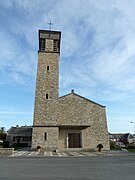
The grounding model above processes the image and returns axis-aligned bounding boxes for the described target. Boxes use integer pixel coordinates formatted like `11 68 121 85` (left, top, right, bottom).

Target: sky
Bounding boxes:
0 0 135 133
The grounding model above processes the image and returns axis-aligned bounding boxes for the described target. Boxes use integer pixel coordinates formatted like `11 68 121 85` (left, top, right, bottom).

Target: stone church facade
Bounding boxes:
32 29 110 151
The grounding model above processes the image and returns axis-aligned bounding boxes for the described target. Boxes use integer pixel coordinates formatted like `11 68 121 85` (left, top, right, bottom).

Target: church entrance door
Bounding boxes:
68 133 81 148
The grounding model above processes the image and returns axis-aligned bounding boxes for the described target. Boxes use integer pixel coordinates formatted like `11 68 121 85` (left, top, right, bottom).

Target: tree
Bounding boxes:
0 127 6 141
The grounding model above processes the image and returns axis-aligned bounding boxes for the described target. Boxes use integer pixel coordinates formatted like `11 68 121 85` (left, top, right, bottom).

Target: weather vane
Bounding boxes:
48 20 54 31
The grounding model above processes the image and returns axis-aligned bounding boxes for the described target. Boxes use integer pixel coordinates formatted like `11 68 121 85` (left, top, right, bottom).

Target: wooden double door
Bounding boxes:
68 133 81 148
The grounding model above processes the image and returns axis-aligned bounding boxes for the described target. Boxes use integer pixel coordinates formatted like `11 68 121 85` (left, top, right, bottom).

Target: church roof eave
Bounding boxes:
59 91 106 108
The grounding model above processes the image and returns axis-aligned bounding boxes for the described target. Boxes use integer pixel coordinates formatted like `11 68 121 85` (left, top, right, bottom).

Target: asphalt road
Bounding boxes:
0 155 135 180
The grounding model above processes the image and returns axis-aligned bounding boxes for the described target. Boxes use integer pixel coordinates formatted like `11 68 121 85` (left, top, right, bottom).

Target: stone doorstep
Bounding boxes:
56 148 96 153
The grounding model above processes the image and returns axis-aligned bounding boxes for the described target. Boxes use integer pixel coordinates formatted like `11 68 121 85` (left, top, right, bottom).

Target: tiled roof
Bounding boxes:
109 133 135 140
7 126 32 136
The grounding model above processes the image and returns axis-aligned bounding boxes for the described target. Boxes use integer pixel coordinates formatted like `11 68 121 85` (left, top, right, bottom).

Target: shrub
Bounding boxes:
110 141 121 150
3 141 9 148
0 142 3 148
37 145 41 149
97 144 103 152
128 145 135 149
13 143 28 150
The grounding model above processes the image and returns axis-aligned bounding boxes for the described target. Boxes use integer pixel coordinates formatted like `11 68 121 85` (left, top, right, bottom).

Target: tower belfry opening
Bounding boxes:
39 30 61 53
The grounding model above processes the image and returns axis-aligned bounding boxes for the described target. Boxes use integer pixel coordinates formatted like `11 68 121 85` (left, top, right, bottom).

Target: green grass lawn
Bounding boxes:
0 142 3 148
110 147 122 151
127 148 135 152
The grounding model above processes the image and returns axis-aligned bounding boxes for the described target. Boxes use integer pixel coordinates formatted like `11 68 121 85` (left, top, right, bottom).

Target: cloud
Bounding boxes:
1 0 135 95
90 36 135 91
57 1 135 95
0 26 37 86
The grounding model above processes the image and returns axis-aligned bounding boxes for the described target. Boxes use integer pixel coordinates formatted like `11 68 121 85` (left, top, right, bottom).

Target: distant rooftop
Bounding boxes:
7 126 32 136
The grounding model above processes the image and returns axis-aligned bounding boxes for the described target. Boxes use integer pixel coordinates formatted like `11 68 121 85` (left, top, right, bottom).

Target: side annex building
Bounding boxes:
32 29 110 151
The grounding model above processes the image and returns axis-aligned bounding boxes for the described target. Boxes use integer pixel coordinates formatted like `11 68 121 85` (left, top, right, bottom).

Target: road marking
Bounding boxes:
28 151 39 156
12 150 130 157
44 151 53 156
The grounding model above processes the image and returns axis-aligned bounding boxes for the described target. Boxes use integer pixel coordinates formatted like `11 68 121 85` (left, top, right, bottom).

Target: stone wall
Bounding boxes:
33 52 59 126
32 92 110 151
57 93 110 150
0 148 14 156
32 127 59 151
58 93 103 125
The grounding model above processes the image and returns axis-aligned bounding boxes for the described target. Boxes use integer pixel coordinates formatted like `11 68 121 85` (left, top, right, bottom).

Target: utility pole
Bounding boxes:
131 121 135 133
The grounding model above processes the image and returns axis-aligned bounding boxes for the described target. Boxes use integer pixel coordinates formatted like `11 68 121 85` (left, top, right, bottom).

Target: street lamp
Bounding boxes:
130 121 135 133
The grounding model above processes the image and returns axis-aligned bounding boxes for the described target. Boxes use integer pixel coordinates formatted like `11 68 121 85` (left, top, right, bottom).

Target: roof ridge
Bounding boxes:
59 91 105 108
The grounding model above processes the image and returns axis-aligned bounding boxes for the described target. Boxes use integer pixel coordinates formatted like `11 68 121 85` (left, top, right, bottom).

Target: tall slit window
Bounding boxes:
44 132 47 141
46 94 48 99
47 66 49 71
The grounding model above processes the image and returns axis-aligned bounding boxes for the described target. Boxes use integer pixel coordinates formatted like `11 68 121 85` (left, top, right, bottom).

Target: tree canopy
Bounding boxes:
0 127 6 141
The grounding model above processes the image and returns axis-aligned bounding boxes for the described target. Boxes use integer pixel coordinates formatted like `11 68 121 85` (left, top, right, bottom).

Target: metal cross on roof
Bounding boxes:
48 20 54 30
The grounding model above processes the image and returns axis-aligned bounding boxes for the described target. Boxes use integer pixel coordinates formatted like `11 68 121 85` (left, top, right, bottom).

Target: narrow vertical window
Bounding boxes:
44 132 47 141
47 66 49 71
46 94 48 99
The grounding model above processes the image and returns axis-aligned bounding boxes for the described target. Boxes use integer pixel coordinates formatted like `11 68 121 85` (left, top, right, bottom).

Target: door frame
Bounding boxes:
67 132 82 148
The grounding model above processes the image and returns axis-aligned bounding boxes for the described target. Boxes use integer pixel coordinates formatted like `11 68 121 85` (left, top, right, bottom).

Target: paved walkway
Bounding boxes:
11 149 135 157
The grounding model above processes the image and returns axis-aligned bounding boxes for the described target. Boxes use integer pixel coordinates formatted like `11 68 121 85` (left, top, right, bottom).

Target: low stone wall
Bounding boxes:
0 148 14 156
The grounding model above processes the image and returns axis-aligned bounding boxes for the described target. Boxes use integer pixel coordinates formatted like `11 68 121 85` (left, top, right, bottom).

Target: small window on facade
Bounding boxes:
13 137 15 142
22 137 32 142
47 66 49 71
44 132 47 141
46 94 48 99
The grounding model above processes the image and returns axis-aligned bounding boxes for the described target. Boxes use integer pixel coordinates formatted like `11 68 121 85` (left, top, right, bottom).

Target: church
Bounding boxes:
32 29 110 151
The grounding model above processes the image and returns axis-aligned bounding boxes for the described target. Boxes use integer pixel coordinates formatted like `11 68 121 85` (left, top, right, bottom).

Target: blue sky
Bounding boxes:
0 0 135 133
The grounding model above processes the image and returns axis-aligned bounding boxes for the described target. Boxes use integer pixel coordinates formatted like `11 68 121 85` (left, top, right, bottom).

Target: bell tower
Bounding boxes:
32 30 61 150
33 30 61 126
38 30 61 101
